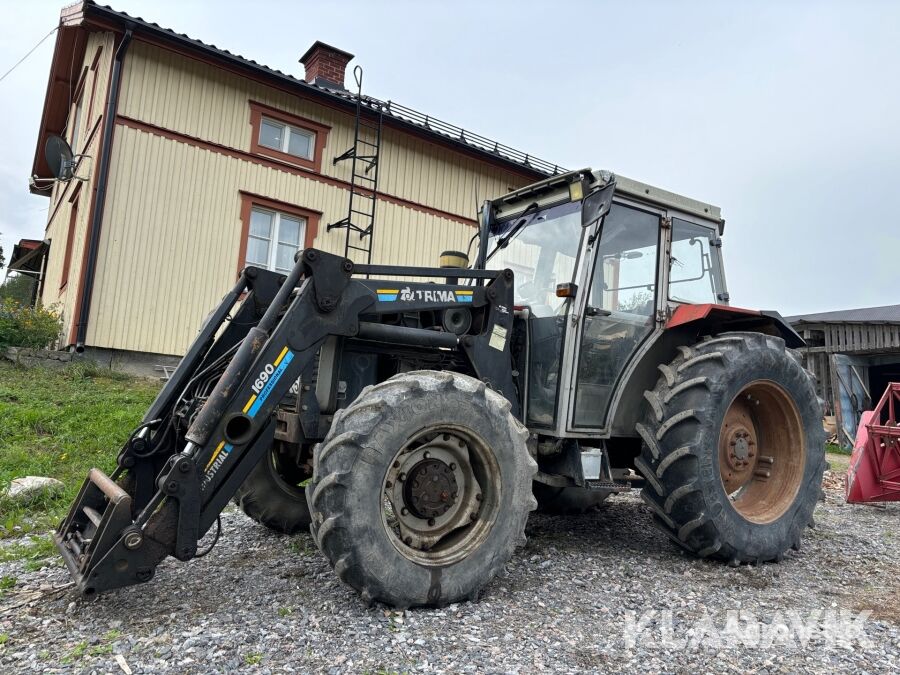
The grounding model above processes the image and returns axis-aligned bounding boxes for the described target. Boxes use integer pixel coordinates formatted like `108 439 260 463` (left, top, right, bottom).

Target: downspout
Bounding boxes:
74 27 132 351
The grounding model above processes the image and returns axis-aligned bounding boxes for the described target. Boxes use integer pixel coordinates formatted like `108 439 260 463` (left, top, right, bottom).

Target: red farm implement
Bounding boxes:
846 382 900 503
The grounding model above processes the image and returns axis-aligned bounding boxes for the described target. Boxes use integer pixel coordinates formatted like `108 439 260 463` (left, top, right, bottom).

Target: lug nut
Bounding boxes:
475 493 482 502
399 472 407 481
449 463 457 470
428 518 435 526
423 451 430 459
401 508 409 516
404 536 412 545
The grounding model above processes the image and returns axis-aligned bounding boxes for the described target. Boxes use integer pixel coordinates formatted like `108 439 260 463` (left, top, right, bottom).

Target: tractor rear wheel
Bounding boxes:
234 445 312 534
636 332 825 564
307 370 537 608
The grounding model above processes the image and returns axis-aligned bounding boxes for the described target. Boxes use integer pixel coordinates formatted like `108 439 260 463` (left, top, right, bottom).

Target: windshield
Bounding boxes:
485 201 582 317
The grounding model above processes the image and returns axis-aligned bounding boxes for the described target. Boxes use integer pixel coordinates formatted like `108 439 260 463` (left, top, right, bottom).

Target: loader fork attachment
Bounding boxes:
54 250 364 598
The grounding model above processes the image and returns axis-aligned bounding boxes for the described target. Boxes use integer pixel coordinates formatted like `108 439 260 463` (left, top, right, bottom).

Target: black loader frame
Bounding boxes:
55 249 517 597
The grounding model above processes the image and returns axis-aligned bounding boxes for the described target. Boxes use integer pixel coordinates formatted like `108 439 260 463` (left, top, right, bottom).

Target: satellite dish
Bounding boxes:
45 134 75 181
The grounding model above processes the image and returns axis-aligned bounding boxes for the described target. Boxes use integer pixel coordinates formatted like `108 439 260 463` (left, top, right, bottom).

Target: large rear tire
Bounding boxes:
234 445 312 535
636 332 825 564
307 371 537 608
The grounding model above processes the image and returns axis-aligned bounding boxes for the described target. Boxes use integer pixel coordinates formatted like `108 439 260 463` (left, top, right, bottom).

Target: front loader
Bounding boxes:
56 169 825 607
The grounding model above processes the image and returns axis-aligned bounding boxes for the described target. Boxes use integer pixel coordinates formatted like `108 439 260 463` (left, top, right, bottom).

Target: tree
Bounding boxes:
0 273 36 305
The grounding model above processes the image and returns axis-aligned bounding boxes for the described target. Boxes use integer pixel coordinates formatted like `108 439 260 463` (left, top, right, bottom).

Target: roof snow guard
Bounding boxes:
57 2 565 179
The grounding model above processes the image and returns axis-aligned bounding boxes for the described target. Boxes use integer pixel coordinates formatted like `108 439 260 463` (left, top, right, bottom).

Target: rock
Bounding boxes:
4 476 64 503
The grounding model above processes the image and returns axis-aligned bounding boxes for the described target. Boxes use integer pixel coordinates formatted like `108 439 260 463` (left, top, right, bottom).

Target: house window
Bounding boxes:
248 101 330 172
60 188 81 290
246 207 306 273
238 193 321 275
258 117 315 160
70 90 84 154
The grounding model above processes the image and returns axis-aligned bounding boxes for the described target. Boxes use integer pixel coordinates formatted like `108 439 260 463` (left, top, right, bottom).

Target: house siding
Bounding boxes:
40 31 116 344
87 124 483 355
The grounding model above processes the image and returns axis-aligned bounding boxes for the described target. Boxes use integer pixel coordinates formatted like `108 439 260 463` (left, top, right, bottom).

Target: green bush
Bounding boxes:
0 299 62 349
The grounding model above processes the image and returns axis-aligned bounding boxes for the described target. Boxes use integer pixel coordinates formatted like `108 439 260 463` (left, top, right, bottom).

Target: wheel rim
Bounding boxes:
381 426 501 566
718 380 805 524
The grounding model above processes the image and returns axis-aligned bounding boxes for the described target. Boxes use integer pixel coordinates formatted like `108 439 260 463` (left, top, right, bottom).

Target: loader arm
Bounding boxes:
55 249 516 598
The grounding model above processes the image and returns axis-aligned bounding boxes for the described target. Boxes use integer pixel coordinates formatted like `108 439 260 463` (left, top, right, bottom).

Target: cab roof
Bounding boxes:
490 168 724 232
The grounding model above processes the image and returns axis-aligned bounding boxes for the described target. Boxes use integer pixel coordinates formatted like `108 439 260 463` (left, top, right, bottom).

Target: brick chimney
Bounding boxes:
300 41 354 90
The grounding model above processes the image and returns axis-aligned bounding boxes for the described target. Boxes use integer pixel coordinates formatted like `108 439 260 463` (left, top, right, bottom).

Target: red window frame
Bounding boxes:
85 46 104 133
59 183 83 291
248 101 330 173
237 192 321 275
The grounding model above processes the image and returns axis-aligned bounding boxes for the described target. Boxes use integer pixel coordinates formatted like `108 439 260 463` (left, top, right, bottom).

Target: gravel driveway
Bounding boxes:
2 464 898 674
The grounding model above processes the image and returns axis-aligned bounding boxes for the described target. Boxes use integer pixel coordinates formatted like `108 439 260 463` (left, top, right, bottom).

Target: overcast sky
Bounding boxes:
1 1 898 315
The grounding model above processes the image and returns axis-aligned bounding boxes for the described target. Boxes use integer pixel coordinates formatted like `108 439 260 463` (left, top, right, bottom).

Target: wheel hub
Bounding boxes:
719 400 759 494
404 458 458 519
724 425 755 470
384 432 483 551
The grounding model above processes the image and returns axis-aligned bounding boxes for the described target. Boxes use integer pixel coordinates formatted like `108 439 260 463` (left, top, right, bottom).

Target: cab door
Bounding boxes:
568 202 663 429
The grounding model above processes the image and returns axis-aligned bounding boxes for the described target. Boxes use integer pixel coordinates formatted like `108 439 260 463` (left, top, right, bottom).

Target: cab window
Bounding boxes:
669 218 724 304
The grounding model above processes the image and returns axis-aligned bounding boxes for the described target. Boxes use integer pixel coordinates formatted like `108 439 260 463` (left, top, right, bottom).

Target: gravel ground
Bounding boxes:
1 464 898 674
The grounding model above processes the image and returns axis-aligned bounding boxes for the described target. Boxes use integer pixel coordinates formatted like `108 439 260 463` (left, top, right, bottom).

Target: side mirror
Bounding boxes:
45 134 75 181
581 182 615 228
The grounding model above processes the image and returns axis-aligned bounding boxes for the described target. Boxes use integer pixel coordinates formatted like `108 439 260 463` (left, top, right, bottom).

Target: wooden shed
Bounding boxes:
788 305 900 447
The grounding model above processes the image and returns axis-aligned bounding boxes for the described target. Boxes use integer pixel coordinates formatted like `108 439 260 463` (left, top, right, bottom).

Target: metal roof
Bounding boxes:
79 2 566 178
787 305 900 325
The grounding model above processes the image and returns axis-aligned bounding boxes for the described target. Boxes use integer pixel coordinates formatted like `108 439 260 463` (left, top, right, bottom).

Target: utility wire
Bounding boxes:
0 26 58 85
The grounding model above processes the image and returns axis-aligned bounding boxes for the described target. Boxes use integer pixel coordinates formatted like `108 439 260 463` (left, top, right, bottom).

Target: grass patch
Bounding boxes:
0 361 160 540
59 628 124 664
0 575 15 596
826 442 850 456
826 451 851 475
61 641 88 664
244 652 263 665
288 537 316 556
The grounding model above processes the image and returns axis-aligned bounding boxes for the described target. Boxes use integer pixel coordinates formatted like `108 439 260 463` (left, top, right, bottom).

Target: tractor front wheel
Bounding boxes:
636 332 825 564
234 445 312 534
307 371 537 607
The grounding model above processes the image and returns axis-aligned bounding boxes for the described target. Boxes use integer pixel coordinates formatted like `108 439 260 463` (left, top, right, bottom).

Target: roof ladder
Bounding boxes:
327 65 384 267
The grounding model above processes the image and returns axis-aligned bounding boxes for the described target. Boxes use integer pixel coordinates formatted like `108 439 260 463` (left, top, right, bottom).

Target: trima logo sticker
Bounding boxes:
377 286 475 304
243 346 295 419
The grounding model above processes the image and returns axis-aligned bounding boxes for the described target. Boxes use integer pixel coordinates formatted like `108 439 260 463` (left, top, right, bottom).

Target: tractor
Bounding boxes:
55 169 825 607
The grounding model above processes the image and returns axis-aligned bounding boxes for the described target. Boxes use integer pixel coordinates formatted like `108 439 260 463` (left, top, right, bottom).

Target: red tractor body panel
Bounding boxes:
666 303 761 328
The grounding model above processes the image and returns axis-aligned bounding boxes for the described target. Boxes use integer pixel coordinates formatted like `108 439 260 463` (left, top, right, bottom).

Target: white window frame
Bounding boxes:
246 206 307 273
258 116 316 160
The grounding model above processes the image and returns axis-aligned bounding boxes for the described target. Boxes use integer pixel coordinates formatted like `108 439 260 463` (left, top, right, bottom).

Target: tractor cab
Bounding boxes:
480 169 727 436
